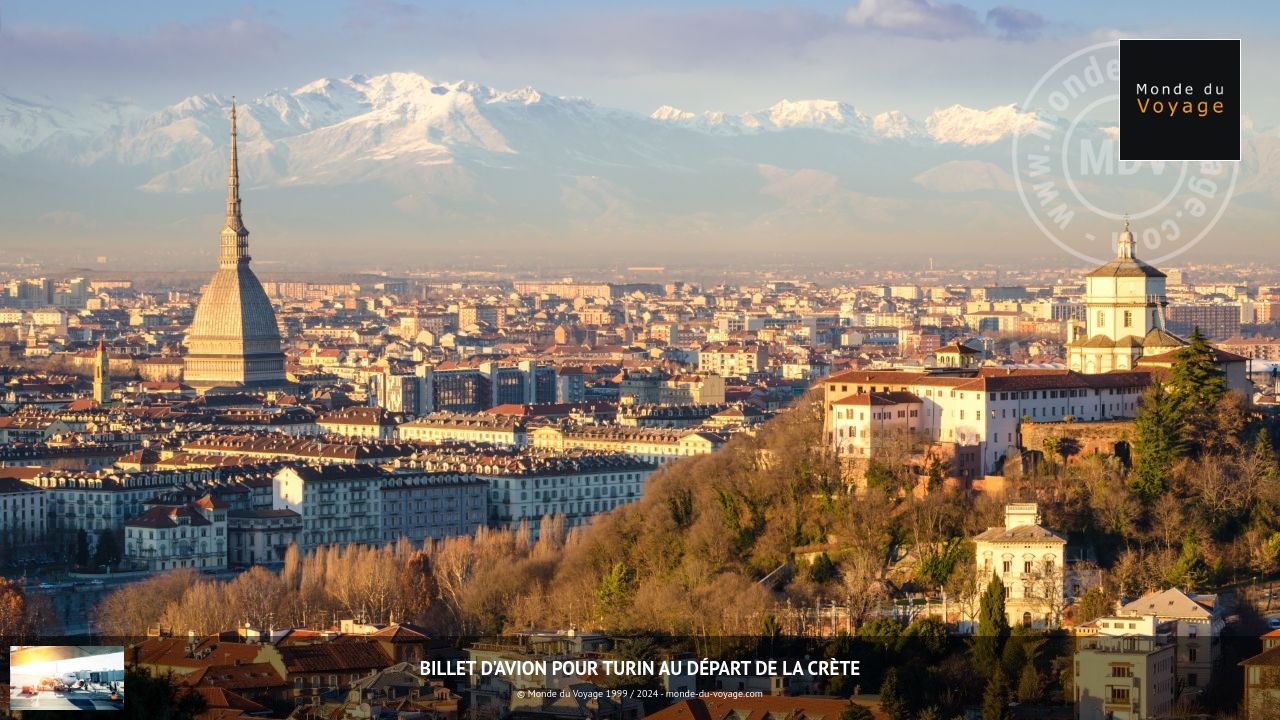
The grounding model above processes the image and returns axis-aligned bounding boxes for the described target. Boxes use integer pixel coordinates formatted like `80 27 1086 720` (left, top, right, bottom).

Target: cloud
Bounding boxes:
845 0 983 40
985 6 1045 41
344 0 423 31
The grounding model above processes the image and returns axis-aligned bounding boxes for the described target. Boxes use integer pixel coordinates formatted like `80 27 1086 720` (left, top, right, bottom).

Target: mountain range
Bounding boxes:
1 71 1275 267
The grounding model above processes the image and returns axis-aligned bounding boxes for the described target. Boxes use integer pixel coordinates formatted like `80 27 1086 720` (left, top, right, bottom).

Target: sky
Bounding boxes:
2 0 1279 270
3 0 1278 120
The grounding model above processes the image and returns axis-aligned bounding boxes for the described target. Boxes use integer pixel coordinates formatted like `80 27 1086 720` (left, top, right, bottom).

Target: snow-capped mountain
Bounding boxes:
0 71 1272 264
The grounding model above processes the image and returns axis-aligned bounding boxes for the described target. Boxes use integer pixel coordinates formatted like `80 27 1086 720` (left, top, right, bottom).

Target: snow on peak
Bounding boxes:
760 99 868 131
872 110 926 140
924 103 1042 145
651 105 695 122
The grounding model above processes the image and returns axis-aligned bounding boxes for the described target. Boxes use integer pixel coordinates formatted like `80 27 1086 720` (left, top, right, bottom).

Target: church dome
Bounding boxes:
1086 221 1166 278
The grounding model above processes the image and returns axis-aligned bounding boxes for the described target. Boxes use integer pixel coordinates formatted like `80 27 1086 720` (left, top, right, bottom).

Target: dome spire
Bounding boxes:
219 97 249 268
1117 215 1135 260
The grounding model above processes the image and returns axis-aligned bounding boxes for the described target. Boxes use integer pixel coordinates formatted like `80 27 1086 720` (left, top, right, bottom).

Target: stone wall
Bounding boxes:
1019 419 1135 467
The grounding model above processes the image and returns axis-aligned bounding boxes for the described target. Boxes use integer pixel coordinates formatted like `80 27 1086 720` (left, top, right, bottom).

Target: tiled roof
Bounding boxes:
280 642 391 673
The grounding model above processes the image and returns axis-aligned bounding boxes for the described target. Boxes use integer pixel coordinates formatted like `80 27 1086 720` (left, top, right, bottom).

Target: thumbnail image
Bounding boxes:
8 646 124 712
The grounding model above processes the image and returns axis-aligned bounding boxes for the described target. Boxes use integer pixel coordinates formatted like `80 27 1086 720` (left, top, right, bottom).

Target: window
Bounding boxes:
1109 687 1130 703
1123 310 1133 327
1002 560 1011 573
1111 665 1132 678
1097 310 1105 326
1024 560 1033 574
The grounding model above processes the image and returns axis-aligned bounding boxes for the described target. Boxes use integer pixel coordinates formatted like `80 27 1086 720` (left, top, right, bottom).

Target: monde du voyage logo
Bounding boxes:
1012 39 1241 265
1120 39 1241 161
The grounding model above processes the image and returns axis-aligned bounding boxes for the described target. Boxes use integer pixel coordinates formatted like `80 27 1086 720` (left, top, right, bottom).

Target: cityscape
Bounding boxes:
3 1 1280 720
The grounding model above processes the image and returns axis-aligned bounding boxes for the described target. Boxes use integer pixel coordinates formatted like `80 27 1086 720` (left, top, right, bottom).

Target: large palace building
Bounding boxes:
823 223 1247 479
184 102 288 392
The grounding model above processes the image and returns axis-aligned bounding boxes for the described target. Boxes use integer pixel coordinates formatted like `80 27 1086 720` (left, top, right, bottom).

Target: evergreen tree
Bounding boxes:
1131 381 1185 503
1017 664 1043 703
839 704 875 720
982 670 1011 720
878 668 911 720
1168 327 1228 454
94 530 120 567
74 529 90 567
1169 327 1227 410
1166 532 1209 591
975 573 1010 670
808 552 837 583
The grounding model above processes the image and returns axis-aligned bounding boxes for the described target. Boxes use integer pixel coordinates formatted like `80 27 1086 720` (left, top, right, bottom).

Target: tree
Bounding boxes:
1168 327 1227 455
808 552 837 584
118 665 207 720
982 670 1011 720
0 577 29 635
1074 586 1115 625
1166 532 1209 591
878 667 911 720
94 530 120 568
840 704 875 720
975 572 1010 669
74 528 90 567
1131 381 1185 503
1017 664 1043 703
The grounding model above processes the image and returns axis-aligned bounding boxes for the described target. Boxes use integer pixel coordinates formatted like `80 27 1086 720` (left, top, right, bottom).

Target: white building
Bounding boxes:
272 464 384 551
1120 588 1224 693
480 454 655 537
0 477 46 550
397 413 528 447
381 471 488 544
1074 613 1177 720
698 342 767 378
124 495 228 572
824 368 1148 478
529 425 725 465
973 503 1067 629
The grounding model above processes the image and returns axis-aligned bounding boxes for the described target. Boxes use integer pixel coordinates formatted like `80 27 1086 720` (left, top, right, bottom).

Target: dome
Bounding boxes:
183 100 287 391
187 264 282 354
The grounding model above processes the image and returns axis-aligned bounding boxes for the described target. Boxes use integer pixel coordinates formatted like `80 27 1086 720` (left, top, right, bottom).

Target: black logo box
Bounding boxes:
1119 39 1240 161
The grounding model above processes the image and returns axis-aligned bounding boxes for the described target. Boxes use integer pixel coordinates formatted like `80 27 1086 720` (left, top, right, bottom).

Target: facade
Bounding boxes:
698 342 767 378
0 477 46 550
272 464 384 552
479 454 655 536
1120 588 1224 693
1066 222 1184 374
380 471 487 544
824 367 1149 477
227 508 302 566
1074 614 1177 720
529 425 726 465
183 102 287 391
316 407 399 440
973 503 1067 629
124 495 229 572
1240 629 1280 720
397 413 528 446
